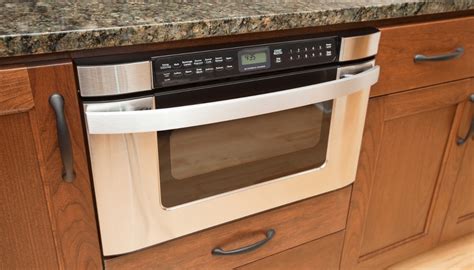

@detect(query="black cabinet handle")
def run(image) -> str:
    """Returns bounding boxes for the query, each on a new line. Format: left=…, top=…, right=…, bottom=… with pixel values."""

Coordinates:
left=456, top=94, right=474, bottom=146
left=49, top=93, right=75, bottom=182
left=414, top=47, right=464, bottom=63
left=211, top=229, right=275, bottom=256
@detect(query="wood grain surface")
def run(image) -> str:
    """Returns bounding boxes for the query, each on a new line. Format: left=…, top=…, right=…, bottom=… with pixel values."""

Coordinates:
left=0, top=113, right=59, bottom=269
left=27, top=62, right=102, bottom=270
left=0, top=66, right=34, bottom=115
left=371, top=16, right=474, bottom=97
left=236, top=230, right=345, bottom=270
left=341, top=79, right=472, bottom=269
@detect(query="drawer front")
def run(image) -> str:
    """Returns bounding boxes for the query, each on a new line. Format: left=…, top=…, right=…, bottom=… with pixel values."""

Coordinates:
left=105, top=186, right=351, bottom=270
left=235, top=230, right=345, bottom=270
left=371, top=16, right=474, bottom=97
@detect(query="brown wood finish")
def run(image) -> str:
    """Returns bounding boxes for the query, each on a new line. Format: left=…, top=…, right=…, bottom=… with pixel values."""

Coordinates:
left=371, top=16, right=474, bottom=97
left=236, top=230, right=345, bottom=270
left=0, top=66, right=34, bottom=115
left=105, top=186, right=351, bottom=270
left=341, top=79, right=472, bottom=269
left=0, top=67, right=58, bottom=269
left=26, top=62, right=102, bottom=270
left=440, top=80, right=474, bottom=243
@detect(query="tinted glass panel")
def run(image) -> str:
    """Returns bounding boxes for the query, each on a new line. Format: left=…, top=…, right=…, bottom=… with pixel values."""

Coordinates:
left=159, top=101, right=332, bottom=207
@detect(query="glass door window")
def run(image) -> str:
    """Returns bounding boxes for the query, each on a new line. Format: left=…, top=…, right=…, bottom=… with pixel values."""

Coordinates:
left=158, top=100, right=332, bottom=207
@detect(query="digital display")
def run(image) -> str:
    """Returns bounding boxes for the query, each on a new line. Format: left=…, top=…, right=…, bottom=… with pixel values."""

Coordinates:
left=241, top=52, right=268, bottom=66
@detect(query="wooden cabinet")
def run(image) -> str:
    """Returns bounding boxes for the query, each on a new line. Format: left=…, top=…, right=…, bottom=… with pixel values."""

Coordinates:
left=371, top=16, right=474, bottom=97
left=236, top=231, right=345, bottom=270
left=0, top=63, right=102, bottom=269
left=440, top=82, right=474, bottom=243
left=341, top=79, right=473, bottom=269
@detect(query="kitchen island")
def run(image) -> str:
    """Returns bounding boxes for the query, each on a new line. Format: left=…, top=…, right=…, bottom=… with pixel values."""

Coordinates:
left=0, top=1, right=473, bottom=270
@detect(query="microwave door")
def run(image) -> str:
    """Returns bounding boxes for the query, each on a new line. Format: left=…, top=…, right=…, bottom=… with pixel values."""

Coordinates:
left=85, top=64, right=379, bottom=134
left=84, top=63, right=379, bottom=256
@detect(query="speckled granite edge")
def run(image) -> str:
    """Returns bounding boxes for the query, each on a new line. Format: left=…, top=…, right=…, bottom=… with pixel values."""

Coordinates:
left=1, top=2, right=473, bottom=58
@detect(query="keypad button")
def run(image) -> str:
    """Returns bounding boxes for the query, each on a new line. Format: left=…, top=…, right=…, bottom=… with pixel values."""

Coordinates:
left=159, top=63, right=172, bottom=70
left=214, top=57, right=224, bottom=63
left=304, top=54, right=309, bottom=59
left=273, top=49, right=283, bottom=56
left=289, top=55, right=294, bottom=61
left=193, top=59, right=204, bottom=66
left=215, top=66, right=224, bottom=72
left=182, top=60, right=193, bottom=67
left=289, top=48, right=294, bottom=54
left=326, top=43, right=332, bottom=49
left=205, top=67, right=214, bottom=73
left=172, top=71, right=183, bottom=77
left=172, top=62, right=181, bottom=68
left=225, top=56, right=233, bottom=62
left=311, top=52, right=316, bottom=58
left=184, top=69, right=193, bottom=76
left=326, top=51, right=332, bottom=56
left=225, top=64, right=234, bottom=70
left=296, top=54, right=301, bottom=60
left=195, top=68, right=204, bottom=74
left=275, top=57, right=282, bottom=63
left=204, top=58, right=213, bottom=64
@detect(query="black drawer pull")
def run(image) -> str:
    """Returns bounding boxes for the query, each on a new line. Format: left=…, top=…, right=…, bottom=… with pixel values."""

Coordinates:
left=456, top=94, right=474, bottom=146
left=211, top=229, right=275, bottom=256
left=414, top=47, right=464, bottom=63
left=49, top=93, right=76, bottom=182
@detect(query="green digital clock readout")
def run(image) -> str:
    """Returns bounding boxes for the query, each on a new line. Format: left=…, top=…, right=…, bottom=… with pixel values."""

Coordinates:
left=241, top=52, right=267, bottom=65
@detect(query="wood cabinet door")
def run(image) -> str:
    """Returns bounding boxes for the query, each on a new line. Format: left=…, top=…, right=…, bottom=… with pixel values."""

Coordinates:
left=440, top=79, right=474, bottom=243
left=341, top=79, right=472, bottom=270
left=0, top=63, right=102, bottom=269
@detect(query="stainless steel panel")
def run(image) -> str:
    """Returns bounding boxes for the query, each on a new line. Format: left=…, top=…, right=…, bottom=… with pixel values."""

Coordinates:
left=84, top=64, right=379, bottom=134
left=339, top=32, right=380, bottom=62
left=77, top=61, right=152, bottom=97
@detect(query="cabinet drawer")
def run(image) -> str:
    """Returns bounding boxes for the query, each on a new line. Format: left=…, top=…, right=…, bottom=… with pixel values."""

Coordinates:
left=236, top=230, right=345, bottom=270
left=371, top=16, right=474, bottom=97
left=105, top=186, right=351, bottom=270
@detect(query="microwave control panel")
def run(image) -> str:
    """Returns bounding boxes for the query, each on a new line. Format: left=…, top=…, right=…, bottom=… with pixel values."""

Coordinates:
left=152, top=36, right=337, bottom=88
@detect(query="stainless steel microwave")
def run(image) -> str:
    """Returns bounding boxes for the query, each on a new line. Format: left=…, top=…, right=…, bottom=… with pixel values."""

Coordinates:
left=77, top=29, right=380, bottom=256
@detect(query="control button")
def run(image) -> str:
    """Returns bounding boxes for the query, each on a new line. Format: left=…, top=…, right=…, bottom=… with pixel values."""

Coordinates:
left=326, top=51, right=332, bottom=56
left=289, top=55, right=294, bottom=61
left=304, top=47, right=308, bottom=52
left=225, top=64, right=234, bottom=70
left=311, top=52, right=316, bottom=58
left=184, top=69, right=193, bottom=76
left=296, top=48, right=301, bottom=53
left=318, top=45, right=323, bottom=50
left=214, top=57, right=224, bottom=63
left=304, top=54, right=309, bottom=59
left=326, top=43, right=332, bottom=49
left=161, top=72, right=171, bottom=78
left=182, top=60, right=193, bottom=67
left=215, top=66, right=224, bottom=72
left=273, top=49, right=283, bottom=55
left=225, top=56, right=233, bottom=62
left=172, top=62, right=181, bottom=68
left=311, top=46, right=316, bottom=51
left=275, top=57, right=282, bottom=63
left=289, top=48, right=294, bottom=54
left=195, top=68, right=204, bottom=74
left=159, top=63, right=172, bottom=70
left=172, top=71, right=183, bottom=77
left=205, top=67, right=214, bottom=73
left=163, top=78, right=171, bottom=83
left=296, top=54, right=301, bottom=60
left=193, top=59, right=204, bottom=66
left=204, top=58, right=213, bottom=64
left=319, top=52, right=323, bottom=56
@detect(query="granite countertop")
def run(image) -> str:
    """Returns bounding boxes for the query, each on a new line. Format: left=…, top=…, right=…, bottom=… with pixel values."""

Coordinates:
left=0, top=1, right=473, bottom=58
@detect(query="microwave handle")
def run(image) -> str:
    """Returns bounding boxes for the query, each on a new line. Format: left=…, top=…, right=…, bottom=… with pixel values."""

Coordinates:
left=85, top=65, right=379, bottom=134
